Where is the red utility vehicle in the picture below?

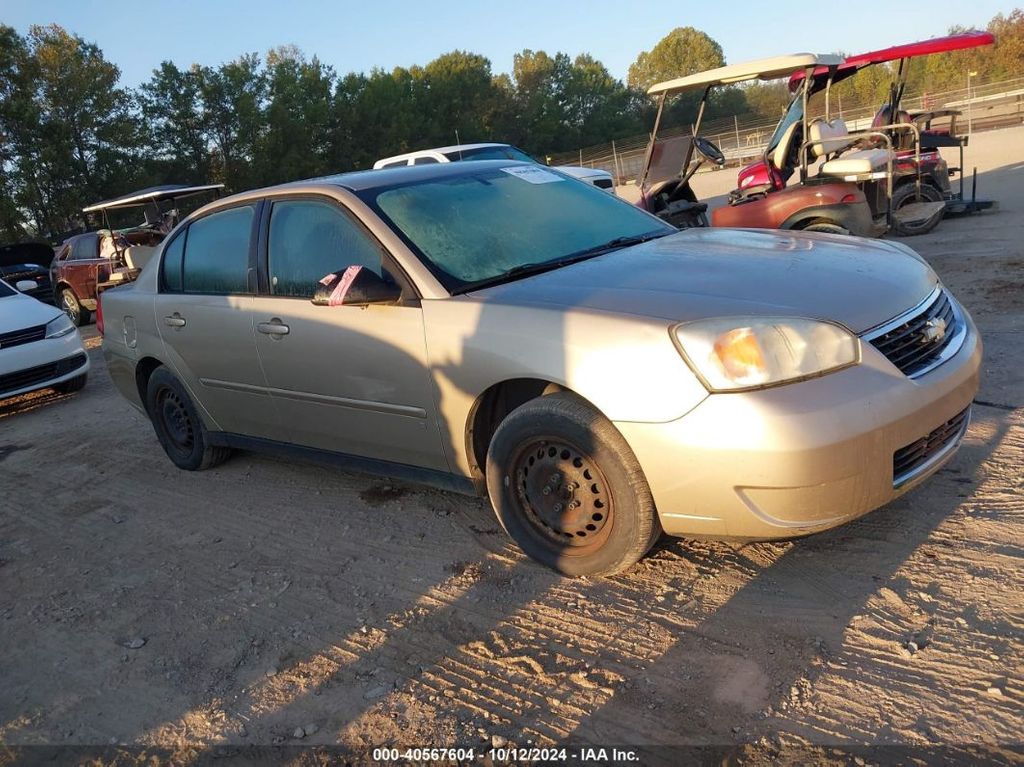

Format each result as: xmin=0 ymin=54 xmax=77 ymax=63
xmin=638 ymin=54 xmax=887 ymax=238
xmin=735 ymin=31 xmax=997 ymax=234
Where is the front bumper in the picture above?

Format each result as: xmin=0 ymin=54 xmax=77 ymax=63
xmin=616 ymin=313 xmax=981 ymax=539
xmin=0 ymin=332 xmax=90 ymax=400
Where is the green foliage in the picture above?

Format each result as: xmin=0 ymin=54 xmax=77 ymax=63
xmin=1 ymin=13 xmax=1020 ymax=240
xmin=627 ymin=27 xmax=725 ymax=91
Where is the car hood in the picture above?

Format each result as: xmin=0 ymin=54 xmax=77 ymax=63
xmin=0 ymin=290 xmax=62 ymax=333
xmin=471 ymin=228 xmax=937 ymax=334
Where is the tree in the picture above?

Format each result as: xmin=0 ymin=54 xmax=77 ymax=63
xmin=257 ymin=46 xmax=335 ymax=184
xmin=627 ymin=27 xmax=725 ymax=92
xmin=138 ymin=61 xmax=210 ymax=182
xmin=200 ymin=53 xmax=265 ymax=190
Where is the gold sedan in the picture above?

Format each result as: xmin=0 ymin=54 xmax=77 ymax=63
xmin=99 ymin=162 xmax=980 ymax=576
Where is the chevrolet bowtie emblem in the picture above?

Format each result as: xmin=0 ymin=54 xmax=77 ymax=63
xmin=921 ymin=316 xmax=947 ymax=344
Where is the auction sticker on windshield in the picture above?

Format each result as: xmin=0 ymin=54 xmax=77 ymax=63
xmin=501 ymin=166 xmax=565 ymax=184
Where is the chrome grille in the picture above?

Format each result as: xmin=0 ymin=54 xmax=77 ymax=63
xmin=0 ymin=324 xmax=46 ymax=350
xmin=893 ymin=407 xmax=970 ymax=488
xmin=864 ymin=287 xmax=964 ymax=378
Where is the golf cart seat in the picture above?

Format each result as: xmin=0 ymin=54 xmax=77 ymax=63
xmin=820 ymin=148 xmax=889 ymax=177
xmin=808 ymin=118 xmax=859 ymax=157
xmin=123 ymin=245 xmax=156 ymax=270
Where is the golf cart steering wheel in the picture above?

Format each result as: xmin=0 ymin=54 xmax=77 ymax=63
xmin=694 ymin=136 xmax=725 ymax=166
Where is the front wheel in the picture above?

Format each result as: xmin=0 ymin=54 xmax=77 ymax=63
xmin=485 ymin=392 xmax=660 ymax=576
xmin=146 ymin=367 xmax=232 ymax=471
xmin=60 ymin=288 xmax=90 ymax=327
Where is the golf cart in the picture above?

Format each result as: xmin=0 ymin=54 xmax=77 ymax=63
xmin=781 ymin=31 xmax=997 ymax=228
xmin=639 ymin=54 xmax=886 ymax=238
xmin=52 ymin=184 xmax=222 ymax=325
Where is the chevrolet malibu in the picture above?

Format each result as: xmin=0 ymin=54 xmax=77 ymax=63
xmin=99 ymin=161 xmax=980 ymax=576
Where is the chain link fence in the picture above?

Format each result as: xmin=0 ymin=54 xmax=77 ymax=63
xmin=549 ymin=75 xmax=1024 ymax=184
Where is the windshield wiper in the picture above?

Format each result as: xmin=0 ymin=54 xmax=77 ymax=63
xmin=452 ymin=230 xmax=671 ymax=295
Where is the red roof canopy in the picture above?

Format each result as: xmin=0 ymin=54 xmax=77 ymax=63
xmin=789 ymin=31 xmax=995 ymax=92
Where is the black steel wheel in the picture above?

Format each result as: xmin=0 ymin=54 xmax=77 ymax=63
xmin=486 ymin=392 xmax=660 ymax=576
xmin=510 ymin=437 xmax=614 ymax=554
xmin=145 ymin=367 xmax=232 ymax=471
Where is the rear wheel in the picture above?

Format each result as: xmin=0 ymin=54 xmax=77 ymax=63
xmin=892 ymin=182 xmax=944 ymax=236
xmin=146 ymin=367 xmax=232 ymax=471
xmin=60 ymin=287 xmax=90 ymax=327
xmin=485 ymin=392 xmax=660 ymax=577
xmin=801 ymin=221 xmax=850 ymax=235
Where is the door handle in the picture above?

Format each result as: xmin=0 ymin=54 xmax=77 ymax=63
xmin=257 ymin=320 xmax=290 ymax=336
xmin=164 ymin=314 xmax=186 ymax=328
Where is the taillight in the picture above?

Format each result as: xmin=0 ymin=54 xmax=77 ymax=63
xmin=840 ymin=194 xmax=857 ymax=204
xmin=96 ymin=295 xmax=104 ymax=337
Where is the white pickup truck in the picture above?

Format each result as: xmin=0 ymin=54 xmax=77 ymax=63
xmin=373 ymin=143 xmax=616 ymax=193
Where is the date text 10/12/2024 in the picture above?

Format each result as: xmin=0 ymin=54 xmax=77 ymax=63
xmin=372 ymin=746 xmax=640 ymax=762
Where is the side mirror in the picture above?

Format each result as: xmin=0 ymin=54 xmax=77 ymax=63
xmin=15 ymin=280 xmax=37 ymax=293
xmin=312 ymin=266 xmax=401 ymax=307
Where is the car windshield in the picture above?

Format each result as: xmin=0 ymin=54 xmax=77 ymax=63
xmin=359 ymin=165 xmax=674 ymax=293
xmin=0 ymin=281 xmax=16 ymax=298
xmin=443 ymin=146 xmax=536 ymax=163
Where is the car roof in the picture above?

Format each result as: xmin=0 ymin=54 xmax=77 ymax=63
xmin=374 ymin=143 xmax=513 ymax=166
xmin=213 ymin=160 xmax=537 ymax=207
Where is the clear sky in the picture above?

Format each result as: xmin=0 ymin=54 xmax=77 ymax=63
xmin=3 ymin=0 xmax=1016 ymax=86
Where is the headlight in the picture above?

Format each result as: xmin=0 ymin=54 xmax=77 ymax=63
xmin=673 ymin=317 xmax=859 ymax=392
xmin=45 ymin=313 xmax=76 ymax=339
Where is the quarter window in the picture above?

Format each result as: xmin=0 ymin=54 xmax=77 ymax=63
xmin=267 ymin=199 xmax=383 ymax=298
xmin=182 ymin=205 xmax=254 ymax=294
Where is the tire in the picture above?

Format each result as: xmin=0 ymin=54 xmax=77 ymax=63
xmin=485 ymin=392 xmax=661 ymax=577
xmin=60 ymin=287 xmax=91 ymax=327
xmin=53 ymin=374 xmax=87 ymax=394
xmin=801 ymin=221 xmax=850 ymax=235
xmin=892 ymin=182 xmax=944 ymax=237
xmin=145 ymin=367 xmax=232 ymax=471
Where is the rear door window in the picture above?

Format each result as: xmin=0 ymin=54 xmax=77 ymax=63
xmin=267 ymin=199 xmax=383 ymax=298
xmin=182 ymin=205 xmax=254 ymax=294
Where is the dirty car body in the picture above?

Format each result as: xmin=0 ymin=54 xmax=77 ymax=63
xmin=100 ymin=161 xmax=981 ymax=575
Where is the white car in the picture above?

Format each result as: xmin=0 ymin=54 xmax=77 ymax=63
xmin=373 ymin=143 xmax=616 ymax=193
xmin=0 ymin=278 xmax=89 ymax=400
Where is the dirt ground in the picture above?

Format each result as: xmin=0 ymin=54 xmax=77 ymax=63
xmin=1 ymin=128 xmax=1022 ymax=764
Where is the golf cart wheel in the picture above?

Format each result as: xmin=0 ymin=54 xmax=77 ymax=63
xmin=60 ymin=287 xmax=90 ymax=327
xmin=802 ymin=222 xmax=850 ymax=235
xmin=485 ymin=392 xmax=660 ymax=577
xmin=892 ymin=182 xmax=944 ymax=236
xmin=146 ymin=367 xmax=231 ymax=471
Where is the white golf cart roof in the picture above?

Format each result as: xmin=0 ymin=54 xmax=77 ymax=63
xmin=83 ymin=184 xmax=224 ymax=213
xmin=647 ymin=53 xmax=844 ymax=95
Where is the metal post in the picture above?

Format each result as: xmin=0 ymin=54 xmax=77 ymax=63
xmin=611 ymin=140 xmax=621 ymax=186
xmin=579 ymin=149 xmax=584 ymax=166
xmin=734 ymin=116 xmax=740 ymax=159
xmin=966 ymin=70 xmax=976 ymax=135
